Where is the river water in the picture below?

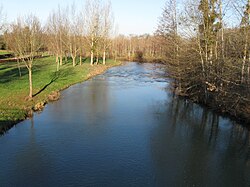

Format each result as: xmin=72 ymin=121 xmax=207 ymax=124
xmin=0 ymin=62 xmax=249 ymax=186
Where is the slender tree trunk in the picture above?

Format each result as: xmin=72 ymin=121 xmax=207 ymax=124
xmin=17 ymin=59 xmax=22 ymax=77
xmin=103 ymin=51 xmax=106 ymax=65
xmin=72 ymin=56 xmax=76 ymax=67
xmin=59 ymin=30 xmax=63 ymax=66
xmin=115 ymin=50 xmax=117 ymax=62
xmin=215 ymin=40 xmax=218 ymax=60
xmin=209 ymin=46 xmax=213 ymax=65
xmin=198 ymin=37 xmax=205 ymax=76
xmin=220 ymin=0 xmax=225 ymax=61
xmin=96 ymin=52 xmax=99 ymax=65
xmin=80 ymin=55 xmax=82 ymax=66
xmin=247 ymin=53 xmax=250 ymax=83
xmin=60 ymin=55 xmax=63 ymax=66
xmin=64 ymin=55 xmax=68 ymax=63
xmin=56 ymin=54 xmax=59 ymax=71
xmin=28 ymin=64 xmax=33 ymax=98
xmin=90 ymin=50 xmax=94 ymax=66
xmin=241 ymin=0 xmax=249 ymax=83
xmin=90 ymin=37 xmax=94 ymax=66
xmin=242 ymin=41 xmax=248 ymax=83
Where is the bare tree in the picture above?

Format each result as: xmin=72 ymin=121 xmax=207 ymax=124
xmin=66 ymin=4 xmax=81 ymax=67
xmin=6 ymin=15 xmax=43 ymax=98
xmin=46 ymin=6 xmax=67 ymax=71
xmin=84 ymin=0 xmax=101 ymax=65
xmin=100 ymin=1 xmax=114 ymax=65
xmin=239 ymin=0 xmax=250 ymax=83
xmin=156 ymin=0 xmax=181 ymax=90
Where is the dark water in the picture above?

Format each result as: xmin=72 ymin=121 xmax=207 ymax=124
xmin=0 ymin=62 xmax=249 ymax=187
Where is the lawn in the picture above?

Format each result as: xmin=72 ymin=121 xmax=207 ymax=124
xmin=0 ymin=56 xmax=120 ymax=126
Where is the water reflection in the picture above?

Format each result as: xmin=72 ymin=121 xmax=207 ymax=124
xmin=80 ymin=78 xmax=111 ymax=125
xmin=151 ymin=95 xmax=250 ymax=186
xmin=14 ymin=118 xmax=52 ymax=186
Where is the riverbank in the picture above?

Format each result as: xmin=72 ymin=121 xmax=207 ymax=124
xmin=133 ymin=56 xmax=250 ymax=126
xmin=0 ymin=56 xmax=121 ymax=133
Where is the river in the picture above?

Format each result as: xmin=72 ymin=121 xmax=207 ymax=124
xmin=0 ymin=62 xmax=249 ymax=186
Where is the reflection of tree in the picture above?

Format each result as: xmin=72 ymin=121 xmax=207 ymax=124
xmin=12 ymin=118 xmax=53 ymax=186
xmin=82 ymin=77 xmax=110 ymax=125
xmin=150 ymin=96 xmax=250 ymax=186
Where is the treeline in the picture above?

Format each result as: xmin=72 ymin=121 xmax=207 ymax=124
xmin=156 ymin=0 xmax=250 ymax=123
xmin=112 ymin=34 xmax=162 ymax=62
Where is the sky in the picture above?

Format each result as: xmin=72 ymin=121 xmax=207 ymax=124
xmin=1 ymin=0 xmax=166 ymax=35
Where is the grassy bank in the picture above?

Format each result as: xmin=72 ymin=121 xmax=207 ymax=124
xmin=0 ymin=56 xmax=120 ymax=130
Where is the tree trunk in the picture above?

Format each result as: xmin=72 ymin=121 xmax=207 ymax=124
xmin=56 ymin=54 xmax=59 ymax=72
xmin=220 ymin=0 xmax=225 ymax=61
xmin=72 ymin=56 xmax=76 ymax=67
xmin=80 ymin=55 xmax=82 ymax=66
xmin=64 ymin=55 xmax=68 ymax=63
xmin=28 ymin=65 xmax=33 ymax=98
xmin=115 ymin=50 xmax=117 ymax=62
xmin=17 ymin=59 xmax=22 ymax=77
xmin=90 ymin=50 xmax=94 ymax=66
xmin=60 ymin=55 xmax=63 ymax=66
xmin=241 ymin=42 xmax=248 ymax=83
xmin=96 ymin=53 xmax=99 ymax=65
xmin=215 ymin=40 xmax=218 ymax=60
xmin=90 ymin=36 xmax=94 ymax=66
xmin=247 ymin=53 xmax=250 ymax=83
xmin=103 ymin=51 xmax=106 ymax=65
xmin=198 ymin=37 xmax=205 ymax=77
xmin=209 ymin=46 xmax=213 ymax=65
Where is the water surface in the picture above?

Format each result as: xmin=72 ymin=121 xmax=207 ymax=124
xmin=0 ymin=62 xmax=249 ymax=186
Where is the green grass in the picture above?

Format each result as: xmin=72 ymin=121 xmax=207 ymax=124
xmin=0 ymin=56 xmax=120 ymax=124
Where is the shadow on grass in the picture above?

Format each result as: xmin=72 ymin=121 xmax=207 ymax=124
xmin=0 ymin=64 xmax=45 ymax=84
xmin=32 ymin=72 xmax=60 ymax=97
xmin=32 ymin=68 xmax=75 ymax=97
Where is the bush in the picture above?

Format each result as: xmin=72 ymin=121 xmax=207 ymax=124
xmin=134 ymin=50 xmax=144 ymax=62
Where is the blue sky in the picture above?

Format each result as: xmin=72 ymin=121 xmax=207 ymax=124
xmin=1 ymin=0 xmax=166 ymax=35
